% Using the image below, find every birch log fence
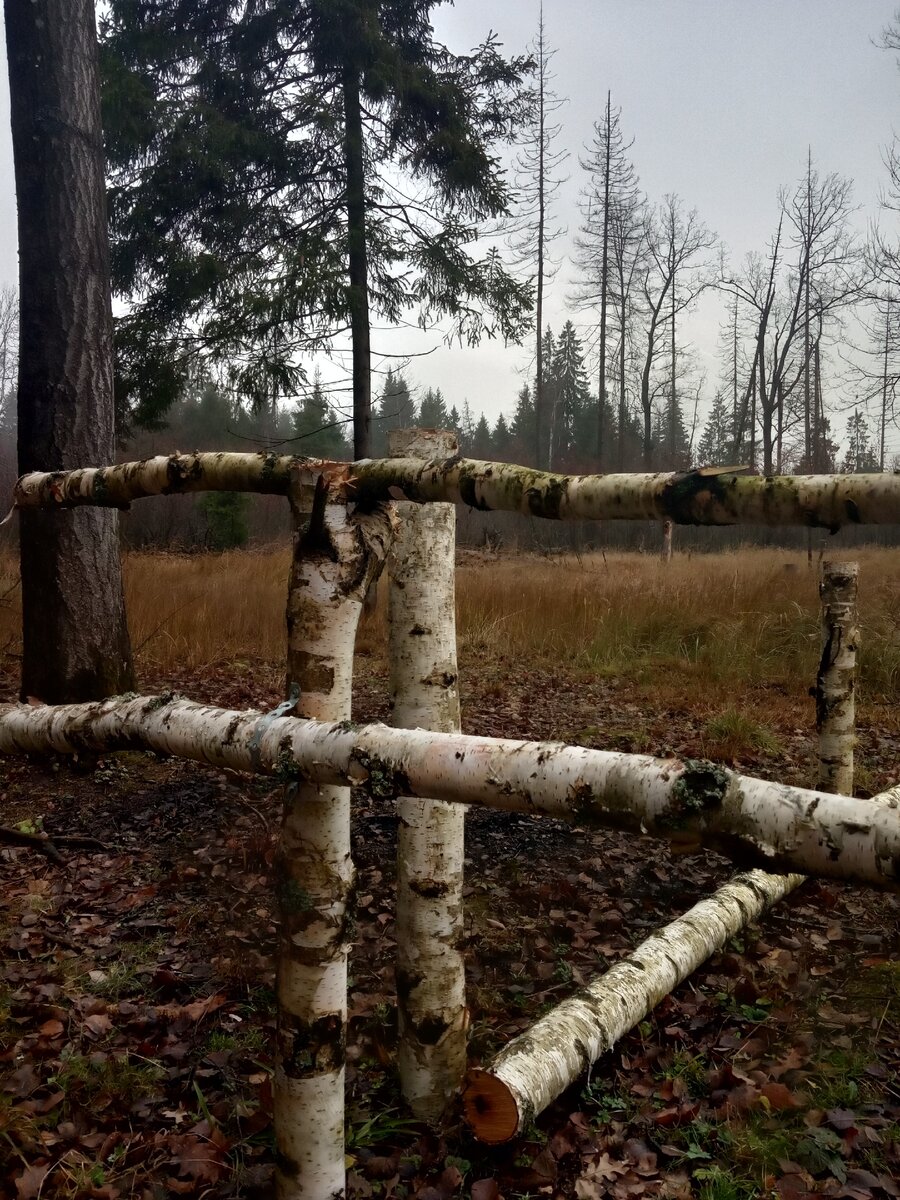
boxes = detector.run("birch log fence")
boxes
[5,437,899,1200]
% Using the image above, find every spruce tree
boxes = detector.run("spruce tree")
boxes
[101,0,533,445]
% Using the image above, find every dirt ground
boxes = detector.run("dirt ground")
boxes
[2,650,900,1200]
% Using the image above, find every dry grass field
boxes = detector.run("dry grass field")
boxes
[2,543,899,706]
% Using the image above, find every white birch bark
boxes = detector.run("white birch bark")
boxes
[388,428,466,1120]
[464,566,864,1143]
[13,451,315,506]
[463,867,804,1142]
[16,454,900,530]
[2,699,900,887]
[276,484,394,1200]
[816,561,858,795]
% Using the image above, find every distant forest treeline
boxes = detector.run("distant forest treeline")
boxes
[1,325,892,554]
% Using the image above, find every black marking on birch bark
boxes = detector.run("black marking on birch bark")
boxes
[839,820,872,837]
[276,877,314,914]
[413,1014,452,1045]
[422,669,458,688]
[222,714,243,746]
[526,475,566,519]
[277,1011,345,1075]
[165,453,203,492]
[273,752,306,784]
[458,468,491,511]
[274,1150,300,1180]
[410,624,430,636]
[396,966,425,1004]
[289,651,335,695]
[657,759,729,830]
[142,692,176,714]
[93,470,108,503]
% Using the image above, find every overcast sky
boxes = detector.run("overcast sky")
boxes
[1,1,899,443]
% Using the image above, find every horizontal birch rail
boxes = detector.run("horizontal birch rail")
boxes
[13,452,900,529]
[1,694,900,888]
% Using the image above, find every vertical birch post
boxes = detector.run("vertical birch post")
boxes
[661,519,673,562]
[387,429,468,1120]
[276,469,394,1200]
[816,561,858,797]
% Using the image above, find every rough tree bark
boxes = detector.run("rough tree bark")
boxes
[387,430,466,1120]
[463,560,863,1141]
[276,476,394,1199]
[2,697,899,888]
[19,454,900,531]
[5,0,133,702]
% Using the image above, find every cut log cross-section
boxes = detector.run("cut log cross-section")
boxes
[388,429,467,1121]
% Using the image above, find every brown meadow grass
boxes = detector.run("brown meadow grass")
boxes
[1,544,899,706]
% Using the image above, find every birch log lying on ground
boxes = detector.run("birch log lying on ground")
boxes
[2,696,900,887]
[15,452,900,528]
[463,867,804,1142]
[465,560,865,1144]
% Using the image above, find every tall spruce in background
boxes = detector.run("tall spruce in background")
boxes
[101,0,532,451]
[5,0,135,704]
[572,93,640,466]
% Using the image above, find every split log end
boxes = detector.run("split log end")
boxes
[462,1068,520,1144]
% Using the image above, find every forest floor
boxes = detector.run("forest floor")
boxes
[2,548,900,1200]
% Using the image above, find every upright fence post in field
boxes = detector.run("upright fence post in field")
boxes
[387,428,468,1120]
[275,468,394,1200]
[816,561,859,797]
[462,562,864,1143]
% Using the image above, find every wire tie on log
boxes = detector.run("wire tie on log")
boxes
[249,684,301,771]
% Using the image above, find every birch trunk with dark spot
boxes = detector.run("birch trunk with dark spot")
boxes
[816,561,858,796]
[388,430,466,1120]
[22,454,900,531]
[463,562,863,1142]
[276,475,393,1199]
[1,695,898,889]
[5,0,133,702]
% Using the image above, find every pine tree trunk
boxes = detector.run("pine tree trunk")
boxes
[5,0,133,703]
[387,432,466,1119]
[276,478,393,1199]
[343,64,371,460]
